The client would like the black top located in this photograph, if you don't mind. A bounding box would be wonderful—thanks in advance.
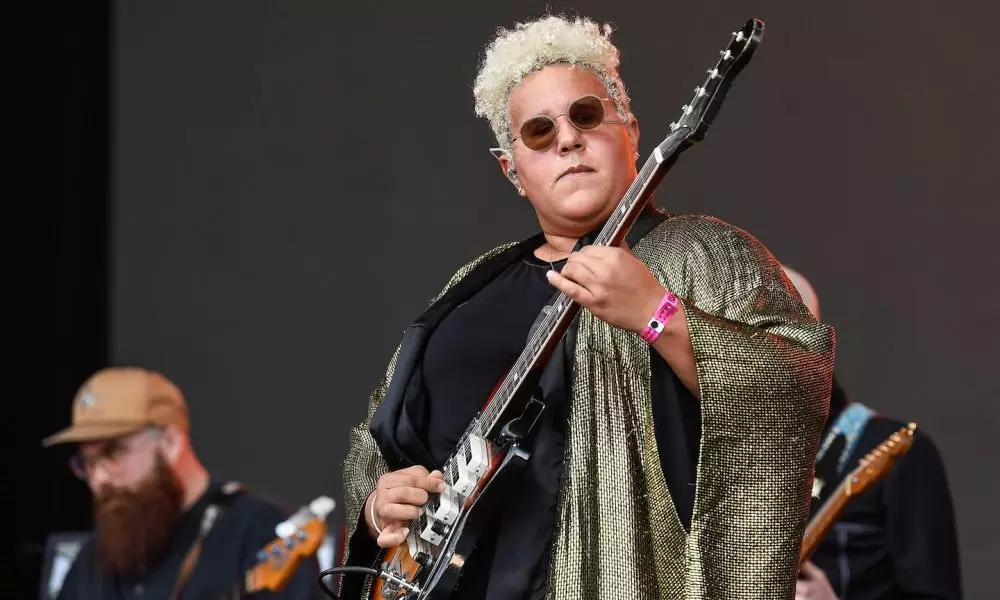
[57,481,323,600]
[808,382,963,600]
[347,213,701,600]
[417,252,701,599]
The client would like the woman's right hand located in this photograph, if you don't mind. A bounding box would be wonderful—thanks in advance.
[365,465,447,548]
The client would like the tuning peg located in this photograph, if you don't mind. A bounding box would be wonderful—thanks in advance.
[669,122,679,130]
[733,31,745,42]
[309,496,336,519]
[682,105,693,115]
[694,86,707,97]
[719,50,733,60]
[707,68,719,79]
[275,521,297,539]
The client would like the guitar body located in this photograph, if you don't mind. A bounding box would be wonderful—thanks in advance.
[371,546,423,600]
[372,445,531,600]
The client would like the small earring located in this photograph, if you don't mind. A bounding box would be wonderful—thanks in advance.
[517,186,525,195]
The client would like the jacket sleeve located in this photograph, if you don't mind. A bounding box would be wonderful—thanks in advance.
[659,216,836,598]
[336,345,399,597]
[336,244,518,598]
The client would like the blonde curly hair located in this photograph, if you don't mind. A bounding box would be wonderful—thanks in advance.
[472,14,634,151]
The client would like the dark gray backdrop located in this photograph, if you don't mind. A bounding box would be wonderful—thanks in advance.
[112,0,998,594]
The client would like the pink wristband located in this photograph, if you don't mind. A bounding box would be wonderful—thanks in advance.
[640,290,681,344]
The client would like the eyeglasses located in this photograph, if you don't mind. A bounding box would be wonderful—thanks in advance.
[69,428,162,481]
[512,95,624,151]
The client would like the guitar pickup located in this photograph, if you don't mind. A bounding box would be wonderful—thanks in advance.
[406,529,431,564]
[444,459,476,497]
[427,486,459,525]
[418,511,449,546]
[459,435,489,478]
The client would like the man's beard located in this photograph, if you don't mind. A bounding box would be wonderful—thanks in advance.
[94,453,185,577]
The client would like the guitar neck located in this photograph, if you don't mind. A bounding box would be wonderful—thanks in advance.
[479,127,694,442]
[799,423,917,565]
[800,477,853,564]
[594,127,692,247]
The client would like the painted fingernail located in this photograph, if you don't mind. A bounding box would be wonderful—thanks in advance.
[402,528,409,537]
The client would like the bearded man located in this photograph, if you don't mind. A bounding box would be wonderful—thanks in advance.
[43,367,321,599]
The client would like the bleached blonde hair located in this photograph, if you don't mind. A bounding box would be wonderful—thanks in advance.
[472,14,634,151]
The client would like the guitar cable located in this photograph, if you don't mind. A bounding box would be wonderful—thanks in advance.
[317,566,383,599]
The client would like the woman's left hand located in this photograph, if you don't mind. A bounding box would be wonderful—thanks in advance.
[546,245,668,333]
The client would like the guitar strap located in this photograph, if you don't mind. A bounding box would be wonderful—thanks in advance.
[169,481,247,600]
[812,403,874,502]
[816,402,875,476]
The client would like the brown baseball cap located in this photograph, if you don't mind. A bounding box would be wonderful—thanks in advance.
[42,367,190,447]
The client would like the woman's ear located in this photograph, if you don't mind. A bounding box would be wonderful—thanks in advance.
[627,117,640,156]
[490,148,525,194]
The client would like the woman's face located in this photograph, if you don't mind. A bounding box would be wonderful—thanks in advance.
[501,64,640,238]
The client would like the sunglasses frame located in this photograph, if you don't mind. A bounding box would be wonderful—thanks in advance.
[512,95,626,151]
[68,426,164,481]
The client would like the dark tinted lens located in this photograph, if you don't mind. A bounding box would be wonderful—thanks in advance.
[520,116,556,150]
[569,96,605,130]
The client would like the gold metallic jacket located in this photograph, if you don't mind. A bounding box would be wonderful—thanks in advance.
[341,213,835,599]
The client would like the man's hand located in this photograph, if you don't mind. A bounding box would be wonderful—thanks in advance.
[365,465,446,548]
[796,561,839,600]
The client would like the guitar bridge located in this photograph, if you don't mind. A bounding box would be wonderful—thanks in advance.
[378,557,423,599]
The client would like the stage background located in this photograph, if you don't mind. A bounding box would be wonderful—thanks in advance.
[90,0,1000,596]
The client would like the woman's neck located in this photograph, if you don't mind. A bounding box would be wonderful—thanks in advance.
[535,235,578,261]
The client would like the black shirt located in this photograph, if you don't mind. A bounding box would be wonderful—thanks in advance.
[809,389,963,600]
[418,253,701,599]
[57,481,323,600]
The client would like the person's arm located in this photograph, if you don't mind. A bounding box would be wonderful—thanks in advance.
[548,215,836,597]
[884,431,963,599]
[659,220,835,598]
[338,245,518,600]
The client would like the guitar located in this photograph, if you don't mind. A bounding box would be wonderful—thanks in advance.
[364,18,766,600]
[800,423,917,565]
[245,495,335,593]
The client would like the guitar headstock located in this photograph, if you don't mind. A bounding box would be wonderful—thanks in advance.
[245,496,335,593]
[843,423,917,498]
[659,17,764,152]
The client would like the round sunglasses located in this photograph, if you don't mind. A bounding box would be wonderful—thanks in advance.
[513,95,624,151]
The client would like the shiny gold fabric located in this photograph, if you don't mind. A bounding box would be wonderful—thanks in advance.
[341,214,835,599]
